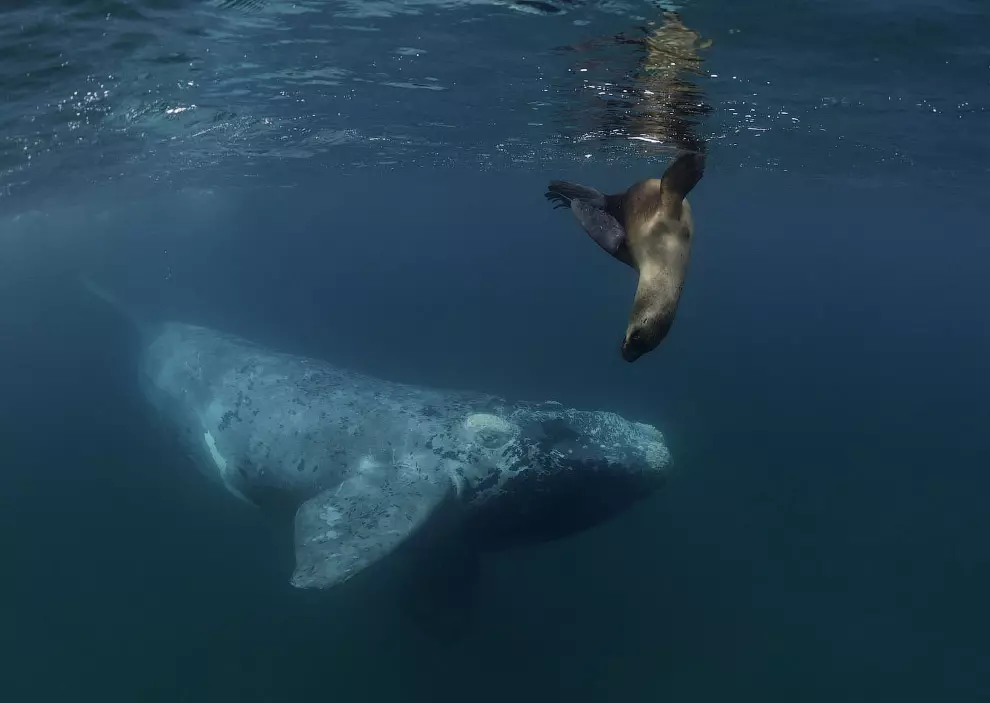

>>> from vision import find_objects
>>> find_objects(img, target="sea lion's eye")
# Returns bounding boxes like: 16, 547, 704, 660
630, 330, 642, 343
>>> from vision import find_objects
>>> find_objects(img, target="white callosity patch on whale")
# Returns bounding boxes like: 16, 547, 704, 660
203, 429, 226, 471
631, 421, 671, 470
448, 412, 521, 494
464, 412, 514, 437
202, 429, 251, 503
574, 410, 671, 472
202, 397, 228, 433
456, 404, 673, 507
201, 396, 250, 482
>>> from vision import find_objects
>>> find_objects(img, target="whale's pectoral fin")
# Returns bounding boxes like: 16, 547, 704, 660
660, 151, 706, 213
290, 469, 452, 589
570, 200, 632, 265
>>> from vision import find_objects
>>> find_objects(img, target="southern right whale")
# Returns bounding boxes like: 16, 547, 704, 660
84, 279, 672, 639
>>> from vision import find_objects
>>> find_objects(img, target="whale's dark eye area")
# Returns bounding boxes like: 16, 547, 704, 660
540, 418, 580, 444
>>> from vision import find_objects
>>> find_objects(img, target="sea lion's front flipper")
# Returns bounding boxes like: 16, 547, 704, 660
545, 180, 607, 210
571, 200, 631, 264
290, 467, 452, 589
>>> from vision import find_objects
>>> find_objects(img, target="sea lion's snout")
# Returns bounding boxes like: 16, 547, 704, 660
620, 328, 653, 363
620, 339, 642, 363
621, 317, 672, 362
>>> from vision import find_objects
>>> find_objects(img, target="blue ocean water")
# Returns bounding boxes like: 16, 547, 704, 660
1, 0, 988, 701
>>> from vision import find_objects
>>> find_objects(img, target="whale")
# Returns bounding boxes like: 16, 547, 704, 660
84, 279, 672, 639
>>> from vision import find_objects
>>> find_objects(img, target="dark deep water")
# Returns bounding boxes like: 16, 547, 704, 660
2, 1, 990, 701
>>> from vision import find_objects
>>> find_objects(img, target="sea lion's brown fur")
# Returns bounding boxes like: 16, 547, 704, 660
545, 151, 704, 362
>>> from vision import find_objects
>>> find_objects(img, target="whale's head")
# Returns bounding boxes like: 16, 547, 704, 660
451, 401, 671, 549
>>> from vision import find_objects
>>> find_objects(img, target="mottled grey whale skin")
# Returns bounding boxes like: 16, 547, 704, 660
138, 321, 671, 591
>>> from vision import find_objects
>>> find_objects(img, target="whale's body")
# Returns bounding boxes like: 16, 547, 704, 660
139, 321, 671, 594
78, 259, 677, 637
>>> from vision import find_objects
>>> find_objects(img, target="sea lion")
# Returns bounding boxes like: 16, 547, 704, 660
82, 278, 672, 639
545, 150, 705, 362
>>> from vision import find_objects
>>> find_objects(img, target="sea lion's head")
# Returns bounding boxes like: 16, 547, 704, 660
620, 283, 677, 362
621, 314, 672, 362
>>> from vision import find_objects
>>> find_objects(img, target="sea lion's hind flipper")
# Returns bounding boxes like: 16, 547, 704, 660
571, 200, 630, 263
544, 180, 607, 210
660, 151, 706, 206
290, 468, 452, 590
